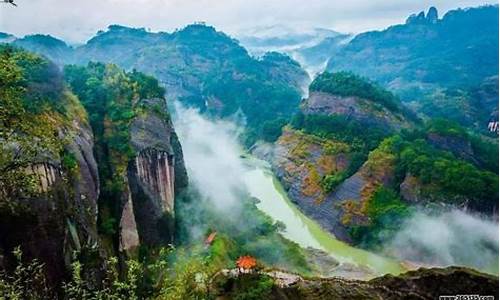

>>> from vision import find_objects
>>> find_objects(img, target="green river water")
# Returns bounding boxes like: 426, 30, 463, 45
241, 158, 406, 277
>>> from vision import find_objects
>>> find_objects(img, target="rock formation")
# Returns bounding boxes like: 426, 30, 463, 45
124, 98, 187, 248
212, 266, 499, 299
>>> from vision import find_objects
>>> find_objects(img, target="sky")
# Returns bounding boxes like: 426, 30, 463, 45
0, 0, 497, 44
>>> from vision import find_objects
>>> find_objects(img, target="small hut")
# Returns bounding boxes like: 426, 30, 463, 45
236, 255, 257, 274
204, 231, 217, 247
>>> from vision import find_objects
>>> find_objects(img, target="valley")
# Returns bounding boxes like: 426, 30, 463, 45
0, 3, 499, 299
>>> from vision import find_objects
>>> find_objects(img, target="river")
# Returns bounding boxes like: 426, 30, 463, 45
172, 102, 405, 278
241, 157, 405, 277
171, 101, 498, 279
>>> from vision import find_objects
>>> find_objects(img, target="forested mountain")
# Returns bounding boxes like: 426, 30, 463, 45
256, 71, 498, 259
0, 4, 498, 298
12, 34, 73, 65
326, 6, 499, 132
0, 46, 315, 298
7, 24, 309, 144
0, 45, 189, 291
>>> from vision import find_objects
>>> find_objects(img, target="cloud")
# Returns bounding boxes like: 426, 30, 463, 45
386, 209, 498, 273
0, 0, 496, 43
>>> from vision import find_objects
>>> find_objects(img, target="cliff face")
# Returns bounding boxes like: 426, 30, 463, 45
0, 49, 189, 291
302, 91, 411, 132
123, 98, 187, 250
257, 128, 397, 243
256, 128, 353, 242
0, 117, 104, 287
256, 77, 409, 242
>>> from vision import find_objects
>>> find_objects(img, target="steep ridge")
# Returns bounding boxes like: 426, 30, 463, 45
127, 98, 187, 248
326, 6, 499, 133
0, 46, 105, 287
257, 72, 498, 252
63, 62, 188, 254
0, 47, 187, 290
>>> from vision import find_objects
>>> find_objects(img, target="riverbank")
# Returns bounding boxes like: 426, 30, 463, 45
241, 156, 406, 278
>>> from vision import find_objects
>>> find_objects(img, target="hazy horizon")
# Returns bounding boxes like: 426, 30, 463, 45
0, 0, 497, 44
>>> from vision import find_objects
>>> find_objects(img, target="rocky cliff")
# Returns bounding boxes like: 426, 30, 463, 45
0, 48, 188, 289
254, 73, 412, 242
302, 91, 411, 132
0, 93, 105, 288
256, 128, 397, 243
212, 267, 499, 299
124, 98, 187, 250
255, 128, 353, 242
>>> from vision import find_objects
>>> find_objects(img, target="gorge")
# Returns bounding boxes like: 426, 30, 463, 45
0, 4, 499, 299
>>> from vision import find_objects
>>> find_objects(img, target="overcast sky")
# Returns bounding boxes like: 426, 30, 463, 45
0, 0, 497, 44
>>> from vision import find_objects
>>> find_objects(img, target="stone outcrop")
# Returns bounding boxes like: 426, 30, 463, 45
25, 163, 61, 193
121, 98, 187, 248
212, 266, 498, 299
406, 7, 439, 25
301, 91, 411, 132
427, 7, 439, 24
0, 119, 104, 288
119, 193, 140, 253
135, 149, 175, 214
254, 130, 349, 241
257, 127, 398, 243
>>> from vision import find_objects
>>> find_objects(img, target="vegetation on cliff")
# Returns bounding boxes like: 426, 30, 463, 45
0, 45, 84, 210
326, 6, 499, 133
344, 129, 498, 248
64, 62, 167, 241
310, 72, 402, 113
278, 71, 498, 251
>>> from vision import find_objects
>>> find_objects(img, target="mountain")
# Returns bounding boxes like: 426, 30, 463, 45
255, 72, 498, 257
12, 34, 74, 65
10, 24, 309, 144
0, 46, 187, 288
0, 32, 16, 43
237, 25, 352, 77
237, 25, 341, 55
326, 6, 499, 133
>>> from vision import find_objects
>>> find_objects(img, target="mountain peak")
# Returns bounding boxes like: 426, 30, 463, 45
427, 6, 439, 23
16, 34, 69, 48
406, 7, 439, 25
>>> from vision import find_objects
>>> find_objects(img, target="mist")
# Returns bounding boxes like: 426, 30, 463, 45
171, 101, 248, 212
386, 209, 499, 273
170, 100, 499, 276
1, 0, 496, 44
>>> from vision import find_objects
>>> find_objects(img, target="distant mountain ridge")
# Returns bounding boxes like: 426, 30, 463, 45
2, 24, 309, 144
326, 5, 499, 133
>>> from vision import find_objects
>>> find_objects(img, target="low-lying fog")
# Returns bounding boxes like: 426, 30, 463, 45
387, 209, 499, 273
